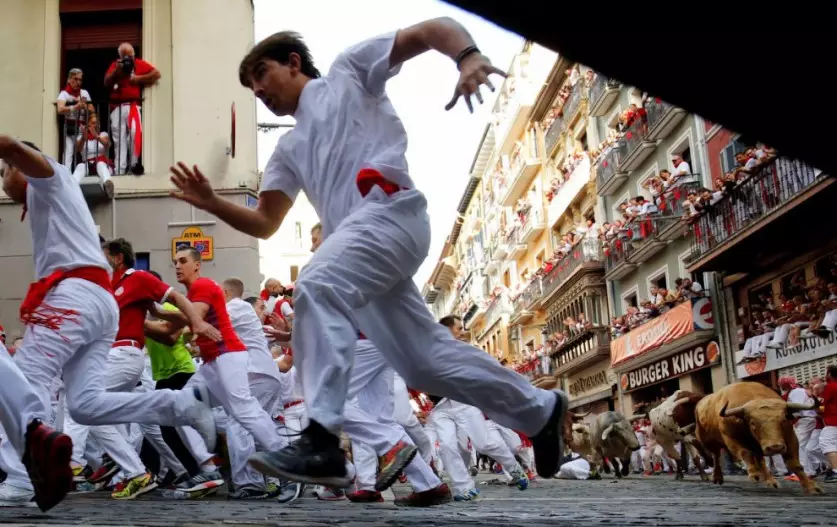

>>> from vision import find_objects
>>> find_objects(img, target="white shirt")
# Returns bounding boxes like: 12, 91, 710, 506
261, 32, 414, 238
673, 161, 691, 177
226, 297, 281, 381
80, 132, 109, 162
57, 89, 92, 121
788, 387, 817, 418
279, 300, 294, 318
27, 157, 110, 280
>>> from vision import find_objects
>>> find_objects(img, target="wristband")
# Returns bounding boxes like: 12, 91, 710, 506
455, 45, 480, 70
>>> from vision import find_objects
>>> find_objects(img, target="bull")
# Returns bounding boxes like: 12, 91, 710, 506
695, 382, 822, 494
562, 410, 592, 456
590, 411, 640, 478
648, 390, 712, 481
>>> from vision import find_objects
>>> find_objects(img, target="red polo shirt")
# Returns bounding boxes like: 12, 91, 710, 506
187, 277, 245, 362
822, 379, 837, 427
113, 268, 173, 347
107, 58, 155, 103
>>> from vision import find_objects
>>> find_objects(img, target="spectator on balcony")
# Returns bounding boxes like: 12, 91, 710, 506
105, 42, 161, 175
71, 113, 115, 198
671, 154, 695, 184
654, 288, 678, 312
619, 103, 646, 132
57, 68, 94, 168
676, 278, 704, 301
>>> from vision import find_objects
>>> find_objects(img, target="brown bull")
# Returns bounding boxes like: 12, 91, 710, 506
695, 382, 822, 494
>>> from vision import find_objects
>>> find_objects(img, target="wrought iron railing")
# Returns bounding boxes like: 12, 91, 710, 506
544, 113, 564, 155
689, 157, 824, 261
623, 117, 650, 160
646, 98, 676, 132
513, 277, 544, 313
596, 140, 627, 188
541, 238, 603, 299
589, 75, 620, 109
551, 327, 611, 369
563, 81, 586, 127
484, 292, 512, 328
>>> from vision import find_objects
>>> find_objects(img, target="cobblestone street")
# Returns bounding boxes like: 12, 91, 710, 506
0, 474, 835, 526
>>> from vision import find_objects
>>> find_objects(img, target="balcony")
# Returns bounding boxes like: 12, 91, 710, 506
505, 225, 527, 260
603, 235, 637, 280
588, 75, 621, 117
520, 205, 546, 243
656, 180, 702, 242
463, 274, 490, 327
688, 157, 831, 274
511, 278, 543, 324
493, 95, 533, 157
562, 81, 587, 130
484, 291, 513, 331
493, 234, 509, 261
552, 327, 611, 376
646, 98, 687, 142
500, 145, 542, 207
626, 217, 669, 264
595, 141, 628, 196
548, 155, 591, 228
620, 118, 656, 173
541, 239, 604, 301
544, 113, 564, 158
483, 241, 499, 274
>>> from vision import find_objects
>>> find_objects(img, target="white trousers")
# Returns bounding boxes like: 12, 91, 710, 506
794, 417, 818, 474
110, 103, 140, 174
133, 366, 186, 477
556, 457, 590, 479
292, 188, 555, 436
0, 423, 33, 491
228, 373, 284, 489
393, 373, 433, 465
72, 161, 112, 185
63, 345, 148, 479
14, 279, 209, 434
345, 341, 439, 493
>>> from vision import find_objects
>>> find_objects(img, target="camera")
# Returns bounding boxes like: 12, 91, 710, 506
120, 55, 135, 76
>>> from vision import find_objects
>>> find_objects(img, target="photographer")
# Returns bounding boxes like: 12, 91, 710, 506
104, 42, 160, 175
56, 68, 94, 168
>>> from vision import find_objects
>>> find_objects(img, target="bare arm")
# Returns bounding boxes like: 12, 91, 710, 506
0, 136, 54, 178
389, 17, 476, 69
132, 68, 161, 86
144, 320, 179, 346
277, 353, 293, 373
167, 290, 213, 335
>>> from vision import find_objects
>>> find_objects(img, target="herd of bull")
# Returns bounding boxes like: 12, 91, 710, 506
565, 382, 824, 494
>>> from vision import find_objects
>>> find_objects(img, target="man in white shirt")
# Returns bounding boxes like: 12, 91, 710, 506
56, 68, 93, 168
671, 154, 693, 182
786, 382, 818, 476
167, 19, 568, 485
0, 137, 217, 510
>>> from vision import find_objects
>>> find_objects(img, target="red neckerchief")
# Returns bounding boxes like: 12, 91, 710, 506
65, 83, 81, 97
87, 128, 98, 141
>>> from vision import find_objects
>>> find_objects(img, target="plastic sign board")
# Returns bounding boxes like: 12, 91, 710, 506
171, 227, 214, 261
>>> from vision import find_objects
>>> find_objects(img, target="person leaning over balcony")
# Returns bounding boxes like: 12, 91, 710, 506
71, 113, 115, 199
105, 43, 161, 176
56, 68, 93, 169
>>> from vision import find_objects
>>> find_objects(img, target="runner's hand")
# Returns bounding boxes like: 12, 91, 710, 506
445, 52, 506, 113
170, 162, 217, 210
265, 312, 290, 332
264, 325, 291, 345
192, 320, 222, 342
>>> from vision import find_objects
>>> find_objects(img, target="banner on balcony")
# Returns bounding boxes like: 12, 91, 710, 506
610, 298, 714, 366
619, 341, 720, 393
737, 332, 837, 379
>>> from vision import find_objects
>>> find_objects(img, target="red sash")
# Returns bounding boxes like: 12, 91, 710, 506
356, 168, 406, 197
20, 266, 112, 334
127, 103, 143, 157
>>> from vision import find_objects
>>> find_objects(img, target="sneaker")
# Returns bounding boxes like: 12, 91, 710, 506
228, 486, 268, 500
824, 471, 837, 483
71, 481, 99, 493
453, 488, 480, 502
316, 487, 346, 501
111, 473, 157, 500
248, 434, 350, 487
265, 480, 282, 498
88, 456, 119, 484
176, 470, 225, 492
508, 469, 529, 490
374, 441, 417, 492
276, 482, 303, 504
347, 489, 384, 503
72, 464, 92, 483
185, 386, 217, 453
784, 473, 800, 482
22, 419, 73, 512
530, 390, 569, 479
398, 473, 408, 484
0, 483, 36, 508
469, 465, 479, 477
394, 483, 452, 507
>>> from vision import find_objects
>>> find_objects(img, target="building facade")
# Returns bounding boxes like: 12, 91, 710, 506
0, 0, 261, 336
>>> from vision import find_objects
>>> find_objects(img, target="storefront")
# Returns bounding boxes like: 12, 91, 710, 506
611, 298, 723, 416
737, 332, 837, 386
563, 362, 617, 416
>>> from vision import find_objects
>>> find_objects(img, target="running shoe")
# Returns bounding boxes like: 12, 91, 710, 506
228, 486, 269, 500
111, 473, 157, 500
394, 483, 452, 507
347, 489, 384, 503
22, 419, 73, 512
374, 441, 417, 492
176, 470, 225, 492
248, 435, 350, 487
0, 482, 36, 508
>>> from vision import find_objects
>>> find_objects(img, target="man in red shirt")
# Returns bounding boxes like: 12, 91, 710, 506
156, 248, 284, 491
60, 237, 220, 499
104, 42, 160, 175
819, 364, 837, 483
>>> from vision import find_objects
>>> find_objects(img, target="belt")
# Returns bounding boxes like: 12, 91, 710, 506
113, 339, 140, 349
284, 399, 304, 410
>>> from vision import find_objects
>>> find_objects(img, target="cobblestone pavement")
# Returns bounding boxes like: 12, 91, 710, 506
0, 474, 835, 526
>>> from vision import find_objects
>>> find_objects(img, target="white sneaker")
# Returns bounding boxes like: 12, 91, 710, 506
0, 483, 36, 508
184, 385, 217, 452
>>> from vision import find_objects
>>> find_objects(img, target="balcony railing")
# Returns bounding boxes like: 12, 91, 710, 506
563, 81, 586, 128
623, 118, 650, 160
658, 180, 702, 217
544, 113, 564, 157
689, 157, 824, 262
541, 238, 603, 300
484, 292, 513, 329
551, 327, 611, 373
647, 99, 675, 133
513, 277, 544, 313
645, 98, 687, 141
596, 141, 627, 190
588, 75, 621, 116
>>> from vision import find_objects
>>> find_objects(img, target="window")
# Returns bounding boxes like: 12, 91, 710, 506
637, 163, 659, 201
294, 222, 303, 247
536, 250, 545, 268
621, 285, 639, 313
647, 265, 669, 295
290, 265, 299, 282
135, 252, 150, 271
720, 137, 747, 173
579, 131, 588, 152
503, 269, 511, 288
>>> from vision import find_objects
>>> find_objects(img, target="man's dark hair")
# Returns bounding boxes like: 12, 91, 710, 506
311, 222, 322, 234
244, 296, 260, 306
106, 238, 135, 268
439, 315, 462, 328
177, 247, 202, 262
148, 270, 162, 280
238, 31, 321, 87
21, 141, 41, 152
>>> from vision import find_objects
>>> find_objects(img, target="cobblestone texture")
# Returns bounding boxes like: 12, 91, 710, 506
0, 474, 835, 526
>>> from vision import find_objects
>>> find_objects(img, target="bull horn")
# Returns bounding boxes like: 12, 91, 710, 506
601, 424, 614, 441
678, 423, 697, 436
786, 402, 817, 411
666, 397, 690, 417
572, 411, 591, 420
720, 402, 746, 418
